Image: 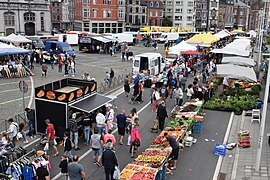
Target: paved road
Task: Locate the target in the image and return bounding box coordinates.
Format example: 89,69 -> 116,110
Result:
0,43 -> 165,131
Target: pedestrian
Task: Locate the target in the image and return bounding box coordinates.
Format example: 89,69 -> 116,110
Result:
7,118 -> 18,147
104,129 -> 116,145
91,111 -> 97,136
131,124 -> 141,158
63,131 -> 73,160
1,132 -> 10,145
64,53 -> 69,77
58,53 -> 63,74
121,44 -> 125,62
17,123 -> 28,144
102,142 -> 118,180
30,52 -> 34,70
70,59 -> 75,77
186,84 -> 194,101
50,49 -> 55,69
25,107 -> 36,138
152,88 -> 160,112
116,110 -> 127,145
105,71 -> 111,87
110,68 -> 114,87
36,161 -> 50,180
164,132 -> 180,170
124,75 -> 130,97
179,72 -> 186,92
173,86 -> 183,106
105,104 -> 114,132
68,155 -> 86,180
82,113 -> 92,146
137,80 -> 144,103
126,108 -> 139,146
45,119 -> 59,156
90,128 -> 104,167
159,85 -> 168,105
59,155 -> 69,180
96,109 -> 106,135
68,113 -> 80,151
41,63 -> 48,77
157,101 -> 168,131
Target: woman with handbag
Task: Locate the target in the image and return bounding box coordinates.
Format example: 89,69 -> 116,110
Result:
130,124 -> 141,158
126,108 -> 139,146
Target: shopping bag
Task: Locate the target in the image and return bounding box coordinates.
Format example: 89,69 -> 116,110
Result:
113,166 -> 120,179
54,139 -> 57,146
44,143 -> 49,151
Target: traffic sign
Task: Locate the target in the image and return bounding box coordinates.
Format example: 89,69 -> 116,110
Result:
19,80 -> 28,93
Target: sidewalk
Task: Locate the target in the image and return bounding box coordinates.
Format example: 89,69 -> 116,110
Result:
220,109 -> 270,179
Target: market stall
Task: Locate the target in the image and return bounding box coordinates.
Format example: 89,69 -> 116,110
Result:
169,41 -> 197,53
221,57 -> 256,67
120,100 -> 204,180
35,78 -> 113,137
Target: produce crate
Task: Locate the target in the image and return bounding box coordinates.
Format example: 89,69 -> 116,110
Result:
214,143 -> 226,156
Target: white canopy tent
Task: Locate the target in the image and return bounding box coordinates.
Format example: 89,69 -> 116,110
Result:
169,40 -> 197,53
247,30 -> 257,38
15,35 -> 32,43
222,56 -> 256,67
217,64 -> 257,82
0,33 -> 31,44
214,30 -> 231,39
211,38 -> 251,57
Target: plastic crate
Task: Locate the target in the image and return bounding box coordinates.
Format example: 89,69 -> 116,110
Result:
214,143 -> 226,156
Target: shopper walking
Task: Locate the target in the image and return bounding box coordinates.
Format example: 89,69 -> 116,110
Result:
63,131 -> 73,160
70,59 -> 75,77
126,108 -> 139,146
68,155 -> 86,180
116,110 -> 127,145
157,101 -> 168,131
64,53 -> 69,77
59,155 -> 69,180
102,142 -> 118,180
130,124 -> 141,158
45,119 -> 59,156
159,85 -> 168,105
90,128 -> 104,166
152,88 -> 160,112
104,129 -> 116,145
96,109 -> 106,135
124,76 -> 130,97
82,113 -> 91,146
58,53 -> 63,74
105,71 -> 111,87
186,84 -> 194,101
105,104 -> 114,132
173,86 -> 183,106
68,113 -> 80,151
41,63 -> 48,77
25,108 -> 36,138
109,68 -> 114,87
7,118 -> 18,147
36,161 -> 50,180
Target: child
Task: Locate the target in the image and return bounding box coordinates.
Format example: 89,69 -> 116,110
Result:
18,123 -> 28,144
59,155 -> 69,180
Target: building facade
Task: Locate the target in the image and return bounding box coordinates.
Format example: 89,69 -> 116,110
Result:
145,0 -> 164,26
195,0 -> 208,31
217,0 -> 234,30
164,0 -> 195,30
233,0 -> 249,30
62,0 -> 74,31
125,0 -> 148,31
208,0 -> 219,31
0,0 -> 51,36
50,0 -> 63,31
74,0 -> 124,33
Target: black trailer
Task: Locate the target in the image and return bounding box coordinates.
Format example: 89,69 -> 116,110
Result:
35,78 -> 112,137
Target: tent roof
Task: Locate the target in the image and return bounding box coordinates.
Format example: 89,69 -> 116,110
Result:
169,40 -> 197,53
217,64 -> 257,82
186,33 -> 220,45
2,33 -> 32,43
222,56 -> 256,67
92,36 -> 112,43
0,47 -> 31,55
214,30 -> 232,38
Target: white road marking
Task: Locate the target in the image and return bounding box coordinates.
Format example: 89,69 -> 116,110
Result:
0,80 -> 30,86
212,112 -> 234,180
23,137 -> 41,148
0,88 -> 22,94
27,76 -> 34,108
0,96 -> 31,105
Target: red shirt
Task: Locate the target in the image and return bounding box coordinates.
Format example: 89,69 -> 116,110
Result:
46,123 -> 55,140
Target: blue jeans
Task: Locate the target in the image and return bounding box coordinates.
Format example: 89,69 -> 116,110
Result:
70,131 -> 78,149
28,121 -> 35,137
97,127 -> 105,134
84,126 -> 90,145
66,150 -> 73,160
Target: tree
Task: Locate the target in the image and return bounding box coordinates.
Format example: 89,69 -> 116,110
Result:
162,17 -> 173,27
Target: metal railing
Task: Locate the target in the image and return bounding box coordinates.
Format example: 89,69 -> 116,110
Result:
4,112 -> 28,133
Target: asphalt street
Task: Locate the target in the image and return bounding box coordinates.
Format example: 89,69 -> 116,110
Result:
0,44 -> 165,131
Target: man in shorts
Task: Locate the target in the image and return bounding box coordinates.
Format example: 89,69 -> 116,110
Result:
96,109 -> 106,135
164,132 -> 179,170
90,128 -> 104,166
116,110 -> 127,145
45,119 -> 59,156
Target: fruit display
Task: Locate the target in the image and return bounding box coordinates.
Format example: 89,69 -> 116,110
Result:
151,135 -> 167,146
120,169 -> 135,179
142,149 -> 170,157
135,155 -> 166,163
131,172 -> 145,179
142,172 -> 156,180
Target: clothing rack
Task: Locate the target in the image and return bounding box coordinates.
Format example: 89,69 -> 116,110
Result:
13,149 -> 36,163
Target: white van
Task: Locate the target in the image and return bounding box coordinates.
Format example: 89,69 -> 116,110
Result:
58,34 -> 79,45
133,53 -> 165,76
157,33 -> 179,43
165,52 -> 180,65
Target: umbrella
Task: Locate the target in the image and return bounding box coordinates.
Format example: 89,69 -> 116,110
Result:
181,50 -> 200,55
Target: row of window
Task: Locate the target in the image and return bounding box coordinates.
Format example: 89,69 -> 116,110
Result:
128,15 -> 146,24
128,7 -> 146,13
149,11 -> 162,17
83,9 -> 125,18
149,2 -> 160,7
3,12 -> 45,31
167,8 -> 193,14
174,16 -> 193,21
83,0 -> 125,5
